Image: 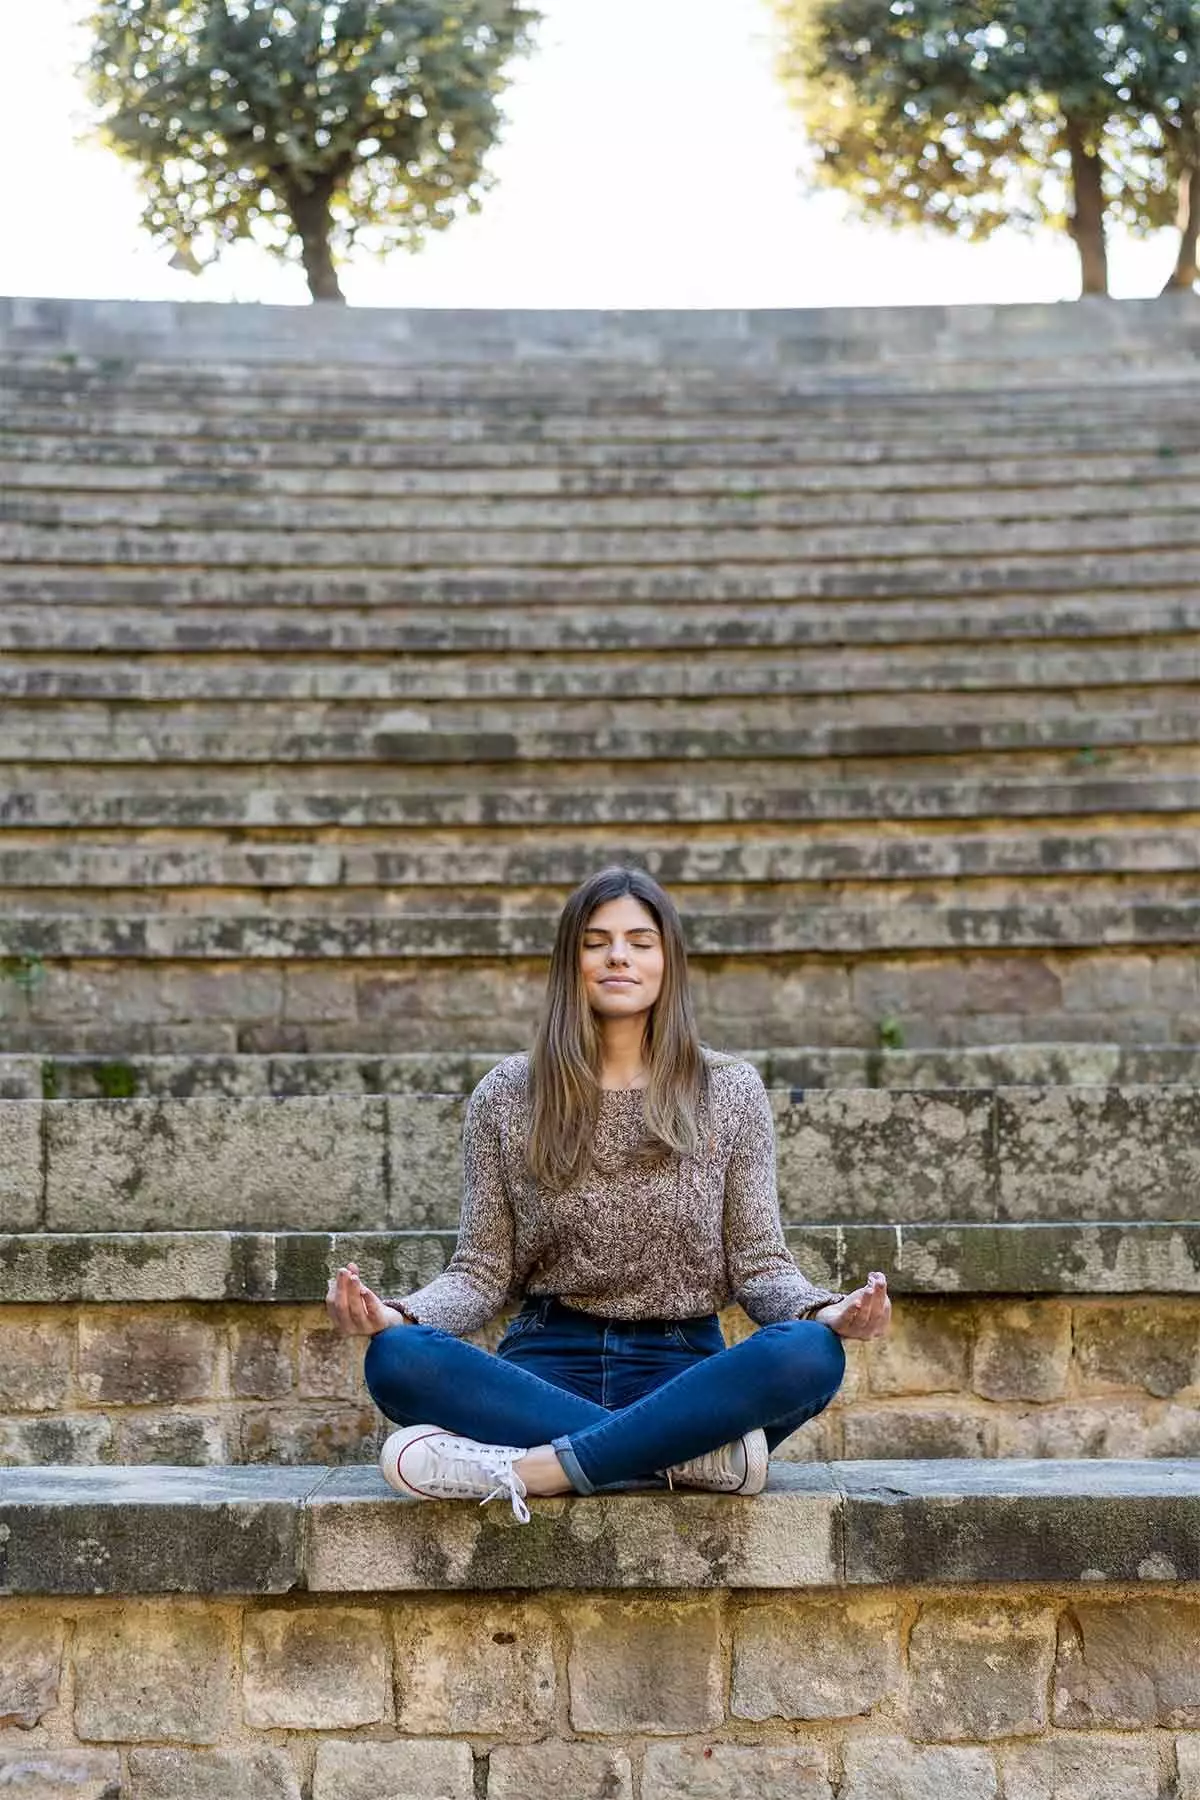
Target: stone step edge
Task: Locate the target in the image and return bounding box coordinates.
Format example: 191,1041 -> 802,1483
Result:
1,900 -> 1197,959
5,1043 -> 1200,1101
3,1457 -> 1199,1593
2,1222 -> 1199,1303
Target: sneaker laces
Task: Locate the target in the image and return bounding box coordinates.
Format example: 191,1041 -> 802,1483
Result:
426,1439 -> 532,1524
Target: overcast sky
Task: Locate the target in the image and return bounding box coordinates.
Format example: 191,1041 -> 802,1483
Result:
0,0 -> 1178,308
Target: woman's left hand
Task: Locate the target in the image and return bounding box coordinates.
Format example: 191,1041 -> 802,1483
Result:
810,1271 -> 891,1340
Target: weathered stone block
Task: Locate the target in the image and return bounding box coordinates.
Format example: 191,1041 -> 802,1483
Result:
298,1326 -> 364,1399
839,1736 -> 997,1800
304,1463 -> 841,1590
310,1739 -> 474,1800
993,1401 -> 1200,1460
44,1095 -> 389,1231
997,1087 -> 1200,1222
0,1321 -> 71,1410
117,1412 -> 232,1465
906,1601 -> 1056,1739
489,1744 -> 633,1800
1073,1302 -> 1200,1397
773,1088 -> 991,1225
841,1407 -> 995,1460
229,1320 -> 294,1399
242,1605 -> 388,1728
642,1741 -> 831,1799
0,1103 -> 41,1234
0,1621 -> 62,1727
127,1747 -> 301,1800
0,1750 -> 121,1799
863,1302 -> 973,1396
566,1596 -> 722,1731
1178,1734 -> 1200,1800
392,1598 -> 555,1735
972,1302 -> 1071,1402
0,1414 -> 116,1466
999,1734 -> 1163,1799
77,1311 -> 218,1405
731,1596 -> 901,1720
239,1404 -> 380,1465
1054,1600 -> 1200,1726
73,1607 -> 234,1742
837,1459 -> 1200,1585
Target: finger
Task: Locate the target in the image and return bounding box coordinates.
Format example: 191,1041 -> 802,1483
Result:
339,1270 -> 370,1331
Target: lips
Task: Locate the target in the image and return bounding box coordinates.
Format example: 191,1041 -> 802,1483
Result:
600,977 -> 637,986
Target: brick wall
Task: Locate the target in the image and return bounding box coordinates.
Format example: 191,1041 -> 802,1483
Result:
2,1585 -> 1199,1797
4,1298 -> 1200,1468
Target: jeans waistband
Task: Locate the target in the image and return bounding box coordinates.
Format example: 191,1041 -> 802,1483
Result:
524,1295 -> 711,1335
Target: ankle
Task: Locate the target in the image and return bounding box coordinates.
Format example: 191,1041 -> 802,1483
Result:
514,1444 -> 574,1496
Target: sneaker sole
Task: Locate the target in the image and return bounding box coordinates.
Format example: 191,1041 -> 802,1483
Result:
739,1427 -> 769,1495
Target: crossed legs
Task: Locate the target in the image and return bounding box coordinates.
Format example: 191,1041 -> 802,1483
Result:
363,1317 -> 846,1495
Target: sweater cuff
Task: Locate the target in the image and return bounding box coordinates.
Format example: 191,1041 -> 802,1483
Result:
797,1293 -> 846,1320
384,1298 -> 420,1324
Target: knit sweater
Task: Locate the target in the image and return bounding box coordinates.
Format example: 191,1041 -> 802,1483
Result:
386,1051 -> 849,1334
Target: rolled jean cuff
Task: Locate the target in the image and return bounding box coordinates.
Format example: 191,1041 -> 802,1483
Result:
550,1433 -> 595,1495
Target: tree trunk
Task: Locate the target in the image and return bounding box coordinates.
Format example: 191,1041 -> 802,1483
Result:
1161,164 -> 1200,294
1064,116 -> 1109,297
286,177 -> 344,303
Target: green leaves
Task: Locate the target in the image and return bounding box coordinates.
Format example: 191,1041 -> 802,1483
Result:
84,0 -> 540,298
770,0 -> 1200,289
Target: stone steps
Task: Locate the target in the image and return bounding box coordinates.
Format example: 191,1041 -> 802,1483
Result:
4,1085 -> 1196,1234
5,1222 -> 1200,1305
6,445 -> 1200,497
4,1463 -> 1198,1800
0,297 -> 1195,1056
6,592 -> 1199,654
4,829 -> 1197,891
7,1458 -> 1195,1592
4,643 -> 1198,702
6,420 -> 1200,471
1,703 -> 1194,763
6,509 -> 1200,567
7,1041 -> 1200,1098
4,768 -> 1191,828
3,545 -> 1198,607
6,353 -> 1200,403
8,477 -> 1200,533
3,898 -> 1197,958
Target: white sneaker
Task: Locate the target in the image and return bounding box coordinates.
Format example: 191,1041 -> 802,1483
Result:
660,1428 -> 769,1495
380,1424 -> 533,1523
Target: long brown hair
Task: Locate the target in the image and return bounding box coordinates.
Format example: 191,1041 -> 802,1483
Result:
525,865 -> 713,1192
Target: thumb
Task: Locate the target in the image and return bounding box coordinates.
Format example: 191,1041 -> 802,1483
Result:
360,1284 -> 392,1325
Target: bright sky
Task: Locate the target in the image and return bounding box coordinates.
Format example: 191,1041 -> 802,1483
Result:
0,0 -> 1179,308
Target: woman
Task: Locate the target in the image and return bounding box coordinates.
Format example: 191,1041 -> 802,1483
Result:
326,866 -> 891,1525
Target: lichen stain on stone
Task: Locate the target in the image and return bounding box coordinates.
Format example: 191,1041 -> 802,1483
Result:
1063,1227 -> 1200,1291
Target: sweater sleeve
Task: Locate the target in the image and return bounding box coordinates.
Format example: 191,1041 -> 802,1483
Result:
723,1067 -> 848,1324
383,1072 -> 515,1336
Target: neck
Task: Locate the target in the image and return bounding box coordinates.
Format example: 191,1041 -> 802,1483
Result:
595,1012 -> 650,1087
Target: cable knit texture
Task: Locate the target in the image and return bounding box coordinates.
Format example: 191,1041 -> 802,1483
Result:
386,1050 -> 848,1335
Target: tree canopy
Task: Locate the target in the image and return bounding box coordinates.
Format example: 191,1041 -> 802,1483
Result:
771,0 -> 1200,295
85,0 -> 540,301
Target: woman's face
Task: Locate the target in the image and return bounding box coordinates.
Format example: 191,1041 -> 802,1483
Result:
579,895 -> 665,1020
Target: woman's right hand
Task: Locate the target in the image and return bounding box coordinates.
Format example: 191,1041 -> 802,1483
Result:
325,1262 -> 409,1337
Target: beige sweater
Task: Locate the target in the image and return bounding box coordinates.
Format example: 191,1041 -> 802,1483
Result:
387,1051 -> 848,1334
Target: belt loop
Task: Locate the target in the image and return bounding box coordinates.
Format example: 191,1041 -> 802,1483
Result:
536,1296 -> 551,1326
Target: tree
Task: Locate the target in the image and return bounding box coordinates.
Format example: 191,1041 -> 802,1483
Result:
85,0 -> 540,301
771,0 -> 1200,297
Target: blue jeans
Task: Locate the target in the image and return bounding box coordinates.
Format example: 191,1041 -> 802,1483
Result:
363,1294 -> 846,1494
